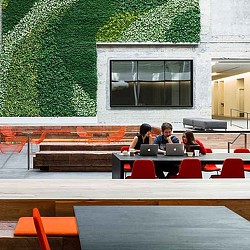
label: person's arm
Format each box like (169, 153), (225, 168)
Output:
(153, 135), (159, 145)
(153, 135), (165, 154)
(166, 136), (173, 144)
(170, 135), (179, 143)
(130, 136), (138, 150)
(196, 139), (206, 155)
(149, 135), (153, 144)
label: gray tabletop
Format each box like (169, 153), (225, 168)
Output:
(74, 206), (250, 250)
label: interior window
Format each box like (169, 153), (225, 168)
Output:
(110, 60), (193, 107)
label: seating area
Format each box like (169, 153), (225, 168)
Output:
(183, 118), (227, 130)
(1, 125), (250, 249)
(33, 132), (249, 171)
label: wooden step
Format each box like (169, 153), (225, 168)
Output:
(39, 142), (129, 151)
(33, 151), (114, 171)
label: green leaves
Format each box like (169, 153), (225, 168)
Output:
(165, 6), (200, 43)
(0, 0), (200, 117)
(96, 12), (140, 42)
(98, 0), (200, 43)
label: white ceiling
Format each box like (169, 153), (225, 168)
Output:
(212, 59), (250, 81)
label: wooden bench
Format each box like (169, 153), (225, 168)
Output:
(183, 118), (227, 130)
(34, 143), (133, 171)
(0, 221), (80, 250)
(33, 151), (114, 171)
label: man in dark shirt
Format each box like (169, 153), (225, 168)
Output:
(153, 122), (180, 178)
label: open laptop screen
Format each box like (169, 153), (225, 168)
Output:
(165, 144), (185, 156)
(140, 144), (159, 156)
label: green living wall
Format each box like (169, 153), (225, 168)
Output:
(0, 0), (200, 117)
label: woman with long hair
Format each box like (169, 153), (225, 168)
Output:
(130, 123), (153, 151)
(182, 130), (206, 154)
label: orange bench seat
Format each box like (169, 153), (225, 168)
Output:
(14, 217), (78, 236)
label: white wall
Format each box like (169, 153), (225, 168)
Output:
(96, 44), (211, 126)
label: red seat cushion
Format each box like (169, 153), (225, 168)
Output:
(14, 217), (78, 236)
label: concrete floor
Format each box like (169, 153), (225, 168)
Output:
(0, 144), (112, 179)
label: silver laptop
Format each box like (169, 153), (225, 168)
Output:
(140, 144), (159, 156)
(165, 144), (185, 156)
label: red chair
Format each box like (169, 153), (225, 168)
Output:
(202, 148), (221, 174)
(33, 208), (51, 250)
(30, 132), (47, 145)
(210, 158), (245, 178)
(234, 148), (250, 172)
(30, 132), (47, 152)
(121, 146), (131, 177)
(0, 126), (17, 137)
(126, 160), (157, 179)
(171, 158), (202, 178)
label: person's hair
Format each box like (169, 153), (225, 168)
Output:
(183, 130), (197, 145)
(161, 122), (173, 132)
(139, 123), (151, 136)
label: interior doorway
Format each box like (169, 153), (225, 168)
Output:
(237, 78), (244, 117)
(211, 59), (250, 119)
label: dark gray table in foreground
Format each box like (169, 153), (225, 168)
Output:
(112, 152), (250, 178)
(74, 206), (250, 250)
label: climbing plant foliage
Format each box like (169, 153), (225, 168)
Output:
(0, 0), (200, 117)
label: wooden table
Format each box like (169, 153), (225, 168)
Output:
(112, 152), (250, 179)
(74, 205), (250, 250)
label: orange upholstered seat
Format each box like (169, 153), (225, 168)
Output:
(14, 217), (78, 236)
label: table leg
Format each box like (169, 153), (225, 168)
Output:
(112, 154), (124, 179)
(27, 135), (30, 170)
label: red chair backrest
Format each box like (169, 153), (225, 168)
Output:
(205, 148), (213, 153)
(234, 148), (250, 153)
(121, 146), (130, 152)
(178, 158), (202, 178)
(220, 158), (245, 178)
(33, 208), (51, 250)
(130, 160), (156, 179)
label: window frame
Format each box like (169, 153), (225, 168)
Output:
(110, 59), (193, 108)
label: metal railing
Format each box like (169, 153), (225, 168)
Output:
(227, 132), (247, 153)
(230, 108), (250, 129)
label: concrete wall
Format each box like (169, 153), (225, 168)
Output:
(2, 0), (250, 125)
(96, 0), (250, 125)
(97, 44), (211, 126)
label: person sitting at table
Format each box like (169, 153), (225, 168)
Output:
(130, 123), (153, 151)
(153, 122), (179, 153)
(182, 130), (206, 155)
(153, 122), (180, 178)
